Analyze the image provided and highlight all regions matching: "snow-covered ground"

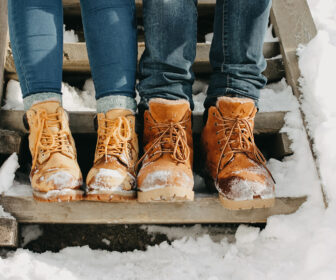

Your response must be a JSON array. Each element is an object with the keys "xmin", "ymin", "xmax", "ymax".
[{"xmin": 1, "ymin": 1, "xmax": 336, "ymax": 279}]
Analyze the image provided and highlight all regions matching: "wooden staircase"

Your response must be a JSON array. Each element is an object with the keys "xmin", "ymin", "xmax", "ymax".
[{"xmin": 0, "ymin": 0, "xmax": 317, "ymax": 247}]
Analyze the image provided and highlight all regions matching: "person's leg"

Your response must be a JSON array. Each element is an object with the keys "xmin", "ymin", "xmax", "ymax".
[
  {"xmin": 136, "ymin": 0, "xmax": 197, "ymax": 202},
  {"xmin": 8, "ymin": 0, "xmax": 63, "ymax": 110},
  {"xmin": 137, "ymin": 0, "xmax": 198, "ymax": 111},
  {"xmin": 205, "ymin": 0, "xmax": 271, "ymax": 108},
  {"xmin": 7, "ymin": 0, "xmax": 83, "ymax": 201},
  {"xmin": 202, "ymin": 0, "xmax": 275, "ymax": 210},
  {"xmin": 80, "ymin": 0, "xmax": 137, "ymax": 113},
  {"xmin": 80, "ymin": 0, "xmax": 138, "ymax": 201}
]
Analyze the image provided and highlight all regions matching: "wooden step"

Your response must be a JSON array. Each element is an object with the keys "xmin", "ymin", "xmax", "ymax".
[
  {"xmin": 5, "ymin": 42, "xmax": 284, "ymax": 81},
  {"xmin": 0, "ymin": 129, "xmax": 22, "ymax": 154},
  {"xmin": 0, "ymin": 111, "xmax": 291, "ymax": 160},
  {"xmin": 0, "ymin": 193, "xmax": 306, "ymax": 224},
  {"xmin": 0, "ymin": 217, "xmax": 18, "ymax": 247},
  {"xmin": 0, "ymin": 110, "xmax": 286, "ymax": 135}
]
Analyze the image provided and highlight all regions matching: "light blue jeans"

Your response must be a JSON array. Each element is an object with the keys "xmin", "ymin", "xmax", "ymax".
[
  {"xmin": 138, "ymin": 0, "xmax": 272, "ymax": 110},
  {"xmin": 8, "ymin": 0, "xmax": 137, "ymax": 109}
]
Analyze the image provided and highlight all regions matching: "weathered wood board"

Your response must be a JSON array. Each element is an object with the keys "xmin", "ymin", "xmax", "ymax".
[
  {"xmin": 0, "ymin": 194, "xmax": 306, "ymax": 224},
  {"xmin": 5, "ymin": 42, "xmax": 284, "ymax": 81},
  {"xmin": 0, "ymin": 217, "xmax": 18, "ymax": 247},
  {"xmin": 0, "ymin": 129, "xmax": 22, "ymax": 154},
  {"xmin": 0, "ymin": 110, "xmax": 286, "ymax": 135},
  {"xmin": 270, "ymin": 0, "xmax": 317, "ymax": 99},
  {"xmin": 270, "ymin": 0, "xmax": 327, "ymax": 206}
]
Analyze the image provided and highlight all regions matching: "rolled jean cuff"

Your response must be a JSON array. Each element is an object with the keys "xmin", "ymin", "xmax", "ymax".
[
  {"xmin": 205, "ymin": 75, "xmax": 262, "ymax": 109},
  {"xmin": 96, "ymin": 95, "xmax": 137, "ymax": 113},
  {"xmin": 23, "ymin": 92, "xmax": 62, "ymax": 111}
]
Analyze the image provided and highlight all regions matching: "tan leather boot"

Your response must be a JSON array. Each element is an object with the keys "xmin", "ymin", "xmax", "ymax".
[
  {"xmin": 25, "ymin": 100, "xmax": 83, "ymax": 202},
  {"xmin": 201, "ymin": 97, "xmax": 275, "ymax": 210},
  {"xmin": 137, "ymin": 98, "xmax": 194, "ymax": 202},
  {"xmin": 86, "ymin": 109, "xmax": 138, "ymax": 201}
]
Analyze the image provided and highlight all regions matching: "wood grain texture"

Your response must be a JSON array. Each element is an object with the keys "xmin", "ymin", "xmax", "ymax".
[
  {"xmin": 0, "ymin": 129, "xmax": 22, "ymax": 154},
  {"xmin": 0, "ymin": 217, "xmax": 18, "ymax": 247},
  {"xmin": 5, "ymin": 42, "xmax": 283, "ymax": 78},
  {"xmin": 270, "ymin": 0, "xmax": 328, "ymax": 206},
  {"xmin": 270, "ymin": 0, "xmax": 317, "ymax": 99},
  {"xmin": 0, "ymin": 110, "xmax": 286, "ymax": 135},
  {"xmin": 0, "ymin": 0, "xmax": 8, "ymax": 105},
  {"xmin": 0, "ymin": 194, "xmax": 306, "ymax": 224}
]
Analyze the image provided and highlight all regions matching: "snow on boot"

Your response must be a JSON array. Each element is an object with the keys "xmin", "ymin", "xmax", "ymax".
[
  {"xmin": 137, "ymin": 98, "xmax": 194, "ymax": 202},
  {"xmin": 86, "ymin": 109, "xmax": 138, "ymax": 201},
  {"xmin": 25, "ymin": 100, "xmax": 83, "ymax": 202},
  {"xmin": 201, "ymin": 97, "xmax": 275, "ymax": 210}
]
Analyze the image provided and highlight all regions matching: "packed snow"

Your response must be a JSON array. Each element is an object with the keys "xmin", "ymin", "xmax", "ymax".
[
  {"xmin": 21, "ymin": 225, "xmax": 43, "ymax": 247},
  {"xmin": 0, "ymin": 153, "xmax": 19, "ymax": 194},
  {"xmin": 2, "ymin": 79, "xmax": 96, "ymax": 111},
  {"xmin": 63, "ymin": 25, "xmax": 79, "ymax": 43},
  {"xmin": 0, "ymin": 1, "xmax": 336, "ymax": 279}
]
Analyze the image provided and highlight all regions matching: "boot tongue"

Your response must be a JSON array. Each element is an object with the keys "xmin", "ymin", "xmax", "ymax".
[
  {"xmin": 149, "ymin": 98, "xmax": 190, "ymax": 123},
  {"xmin": 31, "ymin": 100, "xmax": 61, "ymax": 114},
  {"xmin": 31, "ymin": 101, "xmax": 62, "ymax": 133},
  {"xmin": 105, "ymin": 109, "xmax": 134, "ymax": 120},
  {"xmin": 216, "ymin": 97, "xmax": 256, "ymax": 118}
]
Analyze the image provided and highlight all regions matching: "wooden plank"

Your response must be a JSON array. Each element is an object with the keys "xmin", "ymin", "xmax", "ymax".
[
  {"xmin": 270, "ymin": 0, "xmax": 328, "ymax": 206},
  {"xmin": 0, "ymin": 194, "xmax": 306, "ymax": 224},
  {"xmin": 5, "ymin": 42, "xmax": 283, "ymax": 78},
  {"xmin": 0, "ymin": 110, "xmax": 286, "ymax": 135},
  {"xmin": 270, "ymin": 0, "xmax": 316, "ymax": 100},
  {"xmin": 0, "ymin": 0, "xmax": 8, "ymax": 105},
  {"xmin": 0, "ymin": 129, "xmax": 22, "ymax": 154},
  {"xmin": 0, "ymin": 217, "xmax": 18, "ymax": 247}
]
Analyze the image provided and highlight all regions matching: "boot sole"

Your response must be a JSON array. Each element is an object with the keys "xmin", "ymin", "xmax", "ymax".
[
  {"xmin": 33, "ymin": 189, "xmax": 83, "ymax": 202},
  {"xmin": 85, "ymin": 190, "xmax": 136, "ymax": 202},
  {"xmin": 138, "ymin": 186, "xmax": 194, "ymax": 202},
  {"xmin": 219, "ymin": 194, "xmax": 275, "ymax": 210}
]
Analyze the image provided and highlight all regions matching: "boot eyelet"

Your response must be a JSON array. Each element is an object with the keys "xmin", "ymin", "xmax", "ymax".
[
  {"xmin": 216, "ymin": 131, "xmax": 219, "ymax": 135},
  {"xmin": 212, "ymin": 112, "xmax": 216, "ymax": 116},
  {"xmin": 214, "ymin": 122, "xmax": 218, "ymax": 126},
  {"xmin": 217, "ymin": 141, "xmax": 221, "ymax": 145}
]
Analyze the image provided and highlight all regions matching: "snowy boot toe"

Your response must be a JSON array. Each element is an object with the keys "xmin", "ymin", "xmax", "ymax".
[
  {"xmin": 86, "ymin": 109, "xmax": 138, "ymax": 202},
  {"xmin": 202, "ymin": 97, "xmax": 275, "ymax": 210},
  {"xmin": 137, "ymin": 99, "xmax": 194, "ymax": 202},
  {"xmin": 26, "ymin": 100, "xmax": 83, "ymax": 202}
]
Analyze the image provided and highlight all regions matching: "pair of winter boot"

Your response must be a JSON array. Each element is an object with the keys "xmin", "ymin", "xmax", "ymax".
[{"xmin": 25, "ymin": 97, "xmax": 275, "ymax": 209}]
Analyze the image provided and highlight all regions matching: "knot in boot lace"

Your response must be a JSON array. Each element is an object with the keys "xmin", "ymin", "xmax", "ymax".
[
  {"xmin": 32, "ymin": 110, "xmax": 73, "ymax": 170},
  {"xmin": 137, "ymin": 118, "xmax": 190, "ymax": 169},
  {"xmin": 96, "ymin": 116, "xmax": 133, "ymax": 165},
  {"xmin": 214, "ymin": 113, "xmax": 274, "ymax": 182}
]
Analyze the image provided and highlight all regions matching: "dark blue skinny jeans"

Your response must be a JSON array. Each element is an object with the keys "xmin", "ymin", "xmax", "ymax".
[
  {"xmin": 138, "ymin": 0, "xmax": 271, "ymax": 110},
  {"xmin": 8, "ymin": 0, "xmax": 137, "ymax": 100}
]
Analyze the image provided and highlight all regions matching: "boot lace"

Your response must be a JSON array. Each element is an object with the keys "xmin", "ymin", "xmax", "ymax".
[
  {"xmin": 136, "ymin": 118, "xmax": 190, "ymax": 170},
  {"xmin": 32, "ymin": 110, "xmax": 73, "ymax": 171},
  {"xmin": 96, "ymin": 116, "xmax": 133, "ymax": 165},
  {"xmin": 214, "ymin": 113, "xmax": 275, "ymax": 182}
]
